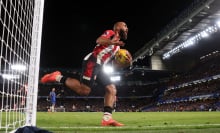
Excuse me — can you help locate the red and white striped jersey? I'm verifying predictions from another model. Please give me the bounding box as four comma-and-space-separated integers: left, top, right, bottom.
92, 30, 120, 65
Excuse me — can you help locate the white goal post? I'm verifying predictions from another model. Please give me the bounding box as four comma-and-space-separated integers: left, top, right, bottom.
0, 0, 44, 132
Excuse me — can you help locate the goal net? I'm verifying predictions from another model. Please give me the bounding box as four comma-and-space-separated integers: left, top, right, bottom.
0, 0, 44, 132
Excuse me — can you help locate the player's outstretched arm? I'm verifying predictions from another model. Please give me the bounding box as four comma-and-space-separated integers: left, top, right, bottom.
96, 36, 125, 46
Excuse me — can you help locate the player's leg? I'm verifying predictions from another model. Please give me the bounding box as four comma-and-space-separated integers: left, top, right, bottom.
61, 55, 94, 95
41, 72, 91, 96
51, 102, 55, 112
41, 54, 94, 96
97, 71, 124, 126
101, 84, 124, 126
64, 78, 91, 95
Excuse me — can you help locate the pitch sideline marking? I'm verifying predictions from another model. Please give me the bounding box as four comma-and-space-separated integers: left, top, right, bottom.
42, 123, 220, 129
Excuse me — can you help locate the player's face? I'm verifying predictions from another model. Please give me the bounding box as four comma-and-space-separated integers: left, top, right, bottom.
119, 23, 128, 40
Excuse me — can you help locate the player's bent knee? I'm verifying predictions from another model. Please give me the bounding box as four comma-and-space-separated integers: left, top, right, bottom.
78, 89, 91, 96
105, 84, 117, 95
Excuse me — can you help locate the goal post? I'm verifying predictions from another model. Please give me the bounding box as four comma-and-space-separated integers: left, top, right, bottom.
25, 0, 44, 126
0, 0, 44, 132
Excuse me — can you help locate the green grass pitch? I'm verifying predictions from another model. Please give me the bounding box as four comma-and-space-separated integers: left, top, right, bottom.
1, 112, 220, 132
34, 112, 220, 133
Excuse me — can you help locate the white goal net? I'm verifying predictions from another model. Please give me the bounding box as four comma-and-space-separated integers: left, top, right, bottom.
0, 0, 44, 132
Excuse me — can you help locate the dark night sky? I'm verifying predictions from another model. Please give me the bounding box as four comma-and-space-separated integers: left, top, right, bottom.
40, 0, 193, 69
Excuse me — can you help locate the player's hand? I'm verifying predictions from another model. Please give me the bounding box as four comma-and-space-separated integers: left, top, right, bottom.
113, 50, 132, 69
125, 51, 133, 65
116, 41, 125, 46
111, 39, 125, 46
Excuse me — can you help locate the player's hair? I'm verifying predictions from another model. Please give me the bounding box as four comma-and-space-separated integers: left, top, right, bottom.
113, 21, 126, 31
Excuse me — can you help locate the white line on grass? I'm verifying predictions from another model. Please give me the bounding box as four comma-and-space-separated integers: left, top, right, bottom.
41, 123, 220, 129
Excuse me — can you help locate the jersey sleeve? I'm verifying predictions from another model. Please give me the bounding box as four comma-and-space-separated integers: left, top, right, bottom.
100, 30, 115, 39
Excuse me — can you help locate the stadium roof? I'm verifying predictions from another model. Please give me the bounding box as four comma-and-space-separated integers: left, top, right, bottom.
133, 0, 220, 62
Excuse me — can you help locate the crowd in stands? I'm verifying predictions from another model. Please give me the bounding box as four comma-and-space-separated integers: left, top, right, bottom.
37, 51, 220, 112
144, 51, 220, 112
37, 97, 151, 112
